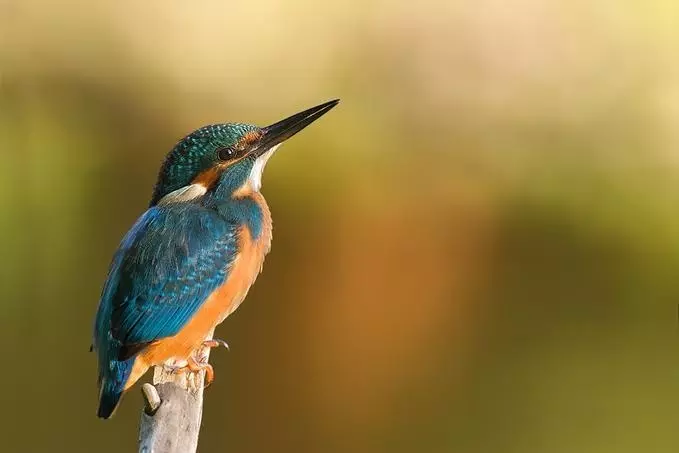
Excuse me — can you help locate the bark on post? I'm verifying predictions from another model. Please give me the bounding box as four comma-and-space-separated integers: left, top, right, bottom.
138, 331, 214, 453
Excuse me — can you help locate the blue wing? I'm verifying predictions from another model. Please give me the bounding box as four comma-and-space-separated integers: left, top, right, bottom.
92, 203, 238, 418
96, 204, 238, 353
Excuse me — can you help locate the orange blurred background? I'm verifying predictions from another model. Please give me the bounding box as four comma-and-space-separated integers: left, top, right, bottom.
1, 1, 677, 452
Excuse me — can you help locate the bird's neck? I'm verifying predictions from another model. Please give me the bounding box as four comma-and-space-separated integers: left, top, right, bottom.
202, 162, 272, 241
205, 186, 271, 242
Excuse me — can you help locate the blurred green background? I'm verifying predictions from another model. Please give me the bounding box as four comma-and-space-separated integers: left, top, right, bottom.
1, 1, 677, 452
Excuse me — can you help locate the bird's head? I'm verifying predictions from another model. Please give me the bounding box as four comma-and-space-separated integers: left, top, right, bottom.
150, 99, 339, 206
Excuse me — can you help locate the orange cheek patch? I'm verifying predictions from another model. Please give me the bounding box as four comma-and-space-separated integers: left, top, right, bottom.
240, 130, 263, 147
192, 166, 223, 189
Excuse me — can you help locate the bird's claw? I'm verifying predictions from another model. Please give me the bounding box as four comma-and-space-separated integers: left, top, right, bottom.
159, 340, 226, 388
163, 358, 215, 388
202, 338, 229, 351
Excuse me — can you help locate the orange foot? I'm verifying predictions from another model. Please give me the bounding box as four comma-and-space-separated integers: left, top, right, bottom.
166, 356, 215, 388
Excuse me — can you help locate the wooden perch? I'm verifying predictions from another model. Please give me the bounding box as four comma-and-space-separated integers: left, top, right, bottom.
138, 331, 215, 453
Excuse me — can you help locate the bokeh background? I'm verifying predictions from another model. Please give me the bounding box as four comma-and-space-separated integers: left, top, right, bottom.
1, 1, 677, 452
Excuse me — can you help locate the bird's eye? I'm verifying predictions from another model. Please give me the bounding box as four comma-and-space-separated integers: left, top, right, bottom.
217, 147, 237, 160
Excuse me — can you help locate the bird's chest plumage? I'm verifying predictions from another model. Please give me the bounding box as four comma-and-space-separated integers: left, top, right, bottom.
188, 192, 272, 328
216, 195, 272, 322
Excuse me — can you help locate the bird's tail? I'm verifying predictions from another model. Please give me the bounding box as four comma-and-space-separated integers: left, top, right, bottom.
97, 355, 134, 419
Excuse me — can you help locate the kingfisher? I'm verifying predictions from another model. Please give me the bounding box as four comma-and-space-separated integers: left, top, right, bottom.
92, 99, 339, 419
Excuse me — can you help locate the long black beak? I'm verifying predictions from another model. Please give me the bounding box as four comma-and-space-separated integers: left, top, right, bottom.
254, 99, 339, 155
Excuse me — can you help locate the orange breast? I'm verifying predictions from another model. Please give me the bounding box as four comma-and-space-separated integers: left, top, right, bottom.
124, 193, 272, 390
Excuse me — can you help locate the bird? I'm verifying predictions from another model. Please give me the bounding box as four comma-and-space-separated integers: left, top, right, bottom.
92, 99, 339, 419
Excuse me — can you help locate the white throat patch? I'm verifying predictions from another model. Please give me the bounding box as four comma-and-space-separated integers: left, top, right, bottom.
248, 144, 280, 191
157, 183, 207, 206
